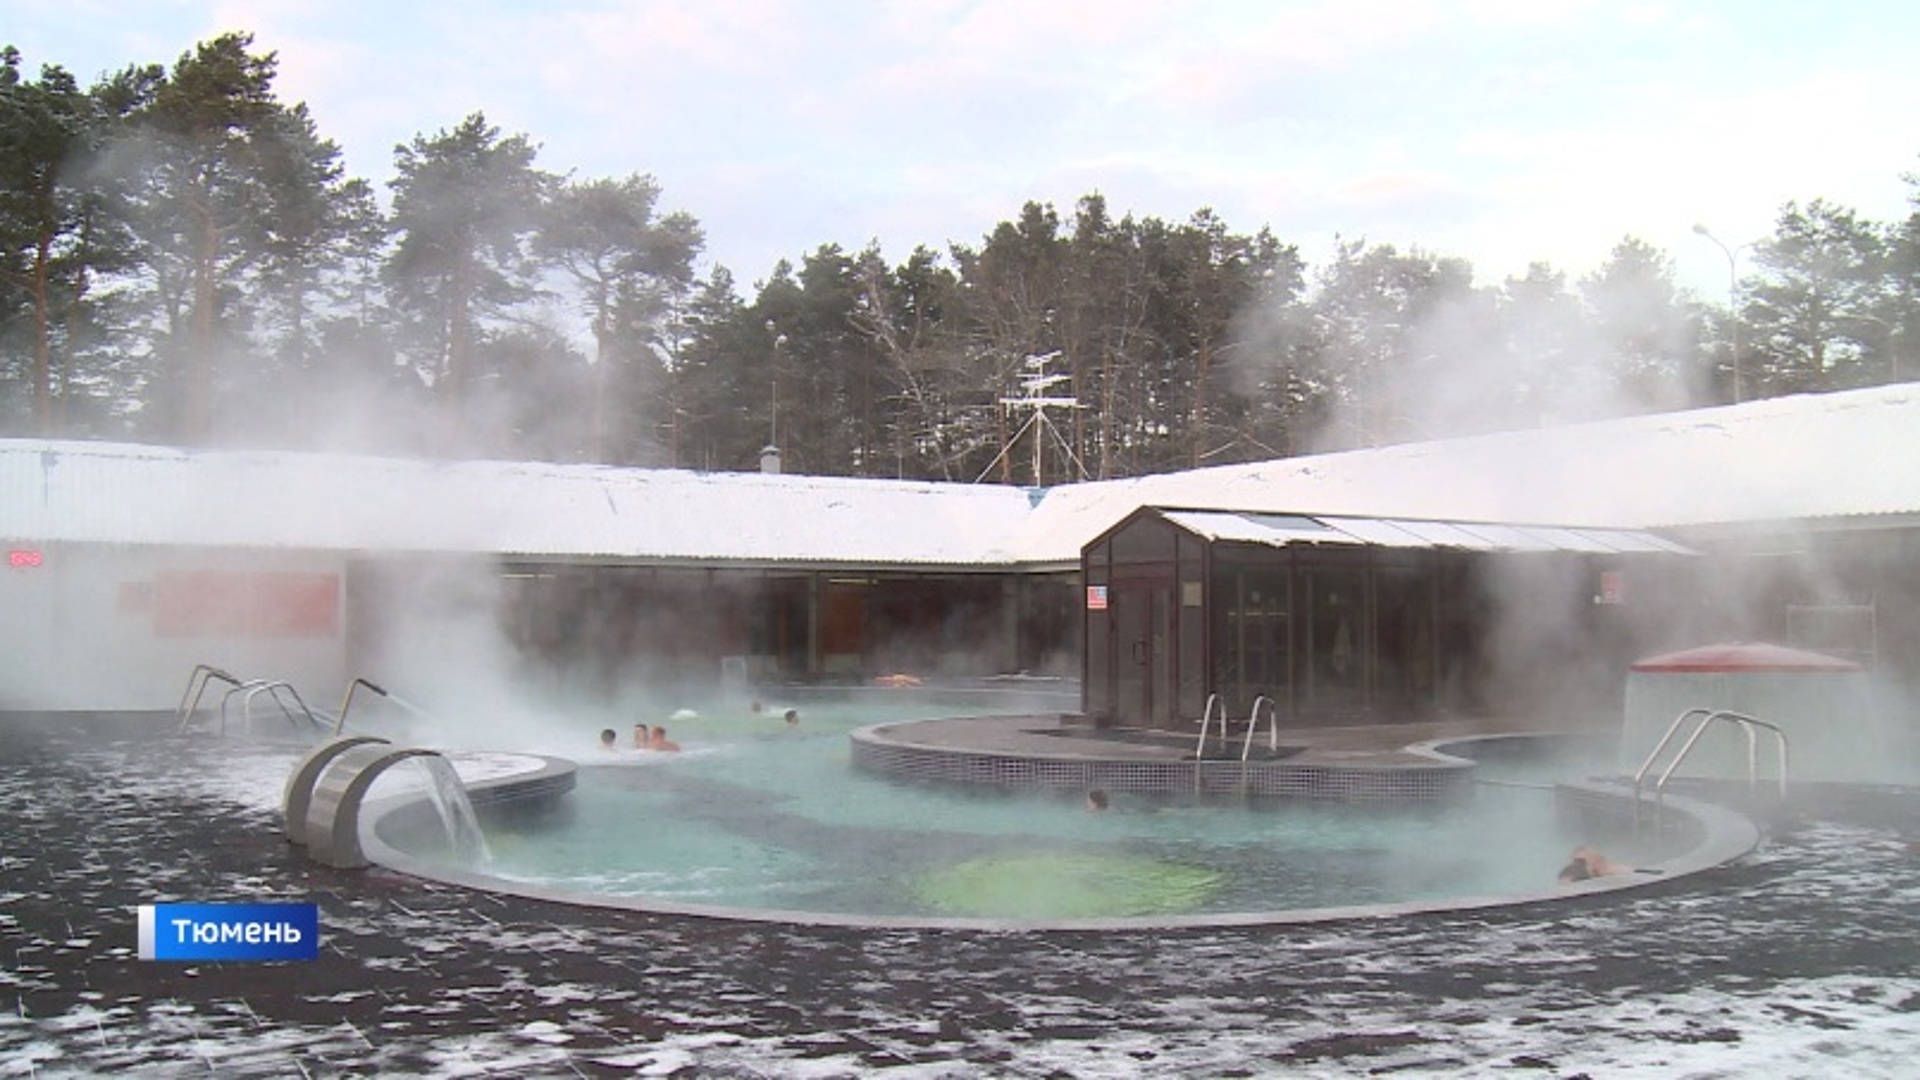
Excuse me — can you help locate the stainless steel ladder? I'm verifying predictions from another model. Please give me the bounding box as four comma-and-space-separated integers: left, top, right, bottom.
177, 665, 318, 736
1633, 707, 1789, 828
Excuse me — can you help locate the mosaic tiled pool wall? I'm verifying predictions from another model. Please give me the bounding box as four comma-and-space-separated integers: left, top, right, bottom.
850, 727, 1472, 801
368, 754, 580, 849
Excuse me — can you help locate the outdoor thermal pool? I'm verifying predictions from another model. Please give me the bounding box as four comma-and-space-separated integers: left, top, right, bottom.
9, 710, 1920, 1075
366, 696, 1701, 926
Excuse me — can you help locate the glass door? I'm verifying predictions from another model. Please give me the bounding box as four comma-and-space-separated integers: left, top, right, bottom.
1113, 584, 1174, 728
1304, 566, 1369, 713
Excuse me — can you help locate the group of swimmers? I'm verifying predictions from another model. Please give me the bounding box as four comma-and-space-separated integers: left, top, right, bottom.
598, 723, 680, 753
598, 700, 805, 754
633, 723, 680, 751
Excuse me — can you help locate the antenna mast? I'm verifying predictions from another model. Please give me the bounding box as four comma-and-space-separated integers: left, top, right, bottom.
988, 350, 1087, 487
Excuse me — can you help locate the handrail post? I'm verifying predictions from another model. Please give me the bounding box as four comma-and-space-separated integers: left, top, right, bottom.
334, 677, 390, 735
1195, 693, 1222, 758
1195, 693, 1223, 795
177, 664, 244, 732
1653, 716, 1723, 813
267, 682, 320, 732
219, 679, 274, 737
241, 681, 322, 737
1633, 707, 1716, 806
1707, 710, 1790, 802
1241, 695, 1275, 762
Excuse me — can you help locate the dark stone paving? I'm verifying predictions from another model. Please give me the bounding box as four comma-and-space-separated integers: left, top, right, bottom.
5, 716, 1920, 1076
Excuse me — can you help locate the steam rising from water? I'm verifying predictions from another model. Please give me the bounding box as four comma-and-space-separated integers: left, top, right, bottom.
1233, 243, 1707, 456
350, 557, 624, 756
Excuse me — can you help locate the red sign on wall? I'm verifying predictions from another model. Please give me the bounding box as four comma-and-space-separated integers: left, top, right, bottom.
250, 573, 342, 637
1086, 585, 1109, 611
153, 570, 340, 638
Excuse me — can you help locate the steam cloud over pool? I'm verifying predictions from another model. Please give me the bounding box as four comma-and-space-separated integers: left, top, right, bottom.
379, 698, 1647, 922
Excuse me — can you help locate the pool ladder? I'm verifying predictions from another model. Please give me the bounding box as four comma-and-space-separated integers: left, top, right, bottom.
177, 664, 325, 737
176, 665, 396, 738
1195, 694, 1278, 759
1195, 694, 1278, 793
1632, 707, 1789, 830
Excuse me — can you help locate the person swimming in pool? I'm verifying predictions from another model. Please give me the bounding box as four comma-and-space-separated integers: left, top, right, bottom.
599, 728, 618, 752
1558, 845, 1629, 882
633, 723, 651, 748
649, 725, 681, 752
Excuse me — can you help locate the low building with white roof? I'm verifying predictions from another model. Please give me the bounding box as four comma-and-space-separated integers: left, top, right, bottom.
3, 382, 1917, 725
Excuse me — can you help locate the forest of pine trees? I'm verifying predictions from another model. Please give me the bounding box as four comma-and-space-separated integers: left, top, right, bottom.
5, 34, 1918, 483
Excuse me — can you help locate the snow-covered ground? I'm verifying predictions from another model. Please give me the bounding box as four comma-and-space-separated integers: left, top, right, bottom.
4, 726, 1919, 1077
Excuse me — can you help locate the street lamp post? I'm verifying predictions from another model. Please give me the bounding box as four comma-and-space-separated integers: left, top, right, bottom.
1693, 224, 1753, 403
1846, 310, 1904, 383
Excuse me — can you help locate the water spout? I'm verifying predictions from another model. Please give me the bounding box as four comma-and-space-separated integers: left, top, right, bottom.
382, 693, 434, 721
300, 743, 490, 870
409, 755, 493, 865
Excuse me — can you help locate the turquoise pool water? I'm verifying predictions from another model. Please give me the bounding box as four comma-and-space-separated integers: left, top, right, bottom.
465, 700, 1626, 920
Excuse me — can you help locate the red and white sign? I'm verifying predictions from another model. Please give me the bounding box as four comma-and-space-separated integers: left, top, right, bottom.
1086, 585, 1109, 611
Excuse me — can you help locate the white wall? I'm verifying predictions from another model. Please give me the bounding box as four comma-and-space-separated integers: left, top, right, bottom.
0, 543, 349, 714
1621, 669, 1890, 783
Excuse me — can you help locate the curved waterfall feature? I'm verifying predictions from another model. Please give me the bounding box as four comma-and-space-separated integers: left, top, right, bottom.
283, 735, 392, 847
285, 740, 489, 870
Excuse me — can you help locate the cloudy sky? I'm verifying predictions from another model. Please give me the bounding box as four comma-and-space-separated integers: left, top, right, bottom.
11, 1, 1919, 298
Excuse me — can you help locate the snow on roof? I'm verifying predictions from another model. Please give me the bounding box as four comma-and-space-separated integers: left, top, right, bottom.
5, 382, 1919, 568
1008, 382, 1920, 562
0, 443, 1036, 568
1157, 511, 1693, 555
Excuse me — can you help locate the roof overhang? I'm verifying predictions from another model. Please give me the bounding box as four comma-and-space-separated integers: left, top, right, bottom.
1157, 509, 1696, 556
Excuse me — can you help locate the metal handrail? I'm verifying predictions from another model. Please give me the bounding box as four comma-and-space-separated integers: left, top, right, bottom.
1631, 707, 1714, 795
240, 681, 322, 736
177, 664, 243, 731
333, 677, 390, 735
1195, 692, 1224, 759
1241, 695, 1277, 762
1730, 710, 1791, 795
1657, 710, 1788, 800
219, 680, 279, 736
1633, 707, 1789, 826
